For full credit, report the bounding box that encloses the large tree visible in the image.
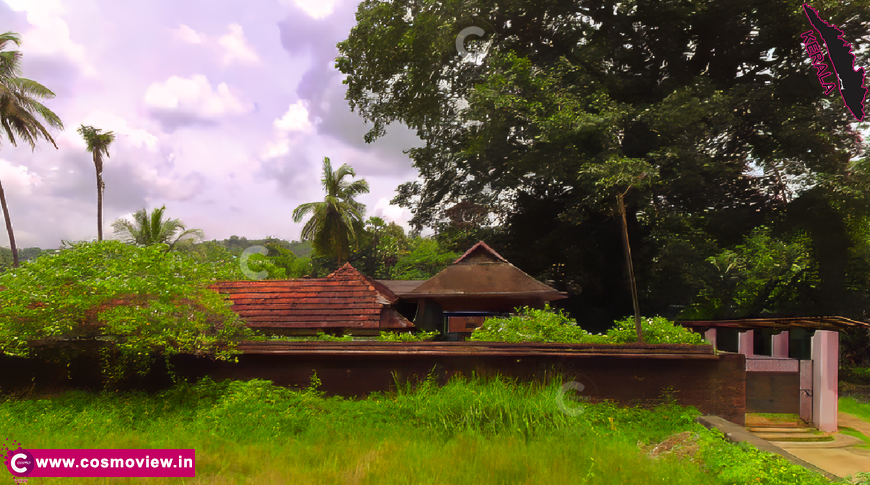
[337,1,870,325]
[0,31,64,268]
[292,157,370,264]
[77,125,115,242]
[111,205,205,251]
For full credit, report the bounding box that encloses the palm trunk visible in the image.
[96,164,103,242]
[0,177,19,267]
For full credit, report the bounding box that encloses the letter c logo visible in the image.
[10,453,28,474]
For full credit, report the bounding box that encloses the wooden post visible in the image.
[617,191,643,343]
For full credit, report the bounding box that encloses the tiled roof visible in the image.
[210,263,413,331]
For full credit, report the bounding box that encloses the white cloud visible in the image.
[57,111,159,151]
[170,23,259,66]
[0,159,42,194]
[172,24,203,44]
[144,74,255,118]
[274,101,312,132]
[3,0,95,76]
[282,0,335,19]
[262,101,311,159]
[373,197,405,223]
[218,23,259,65]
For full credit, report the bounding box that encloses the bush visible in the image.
[469,305,603,343]
[607,316,708,344]
[470,306,707,345]
[0,241,255,383]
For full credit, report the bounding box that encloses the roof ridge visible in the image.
[454,241,508,264]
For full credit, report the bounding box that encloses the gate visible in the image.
[745,357,813,423]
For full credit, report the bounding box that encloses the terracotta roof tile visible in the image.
[210,263,413,331]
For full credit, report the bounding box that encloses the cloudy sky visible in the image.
[0,0,423,249]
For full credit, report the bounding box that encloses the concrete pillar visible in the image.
[771,331,789,358]
[704,328,717,349]
[811,330,839,432]
[738,329,754,357]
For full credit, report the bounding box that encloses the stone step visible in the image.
[753,432,834,442]
[746,426,813,433]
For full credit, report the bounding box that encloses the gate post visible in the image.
[811,330,838,432]
[738,329,754,357]
[799,360,813,424]
[771,331,789,358]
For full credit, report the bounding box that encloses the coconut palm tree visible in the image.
[0,31,64,268]
[77,125,115,242]
[111,205,204,251]
[292,157,370,264]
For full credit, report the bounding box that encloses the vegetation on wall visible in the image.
[470,305,707,345]
[0,241,255,383]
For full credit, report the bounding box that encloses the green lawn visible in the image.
[0,376,834,484]
[841,396,870,423]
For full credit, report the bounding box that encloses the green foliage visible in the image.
[682,227,820,319]
[111,205,204,250]
[257,331,354,343]
[292,157,370,264]
[606,316,707,345]
[390,237,459,280]
[0,376,837,484]
[245,243,312,279]
[471,305,705,345]
[470,305,602,344]
[0,241,255,382]
[378,330,439,342]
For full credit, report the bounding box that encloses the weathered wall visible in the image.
[0,346,746,425]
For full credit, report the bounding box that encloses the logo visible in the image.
[4,440,34,479]
[556,380,591,416]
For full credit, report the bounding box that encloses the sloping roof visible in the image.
[406,241,567,300]
[210,263,413,330]
[678,316,870,332]
[374,280,426,297]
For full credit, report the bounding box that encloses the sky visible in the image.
[0,0,424,249]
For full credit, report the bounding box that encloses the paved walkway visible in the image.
[766,413,870,479]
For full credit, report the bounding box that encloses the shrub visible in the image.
[470,306,707,345]
[469,305,602,343]
[607,316,708,344]
[0,241,255,383]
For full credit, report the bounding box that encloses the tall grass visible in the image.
[0,375,833,484]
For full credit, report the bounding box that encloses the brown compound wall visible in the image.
[170,345,747,425]
[0,343,746,425]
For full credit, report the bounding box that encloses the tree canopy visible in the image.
[292,157,370,264]
[0,241,254,383]
[112,205,204,251]
[338,0,870,328]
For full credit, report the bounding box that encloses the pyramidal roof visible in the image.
[407,241,566,298]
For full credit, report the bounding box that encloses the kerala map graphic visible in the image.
[803,3,867,121]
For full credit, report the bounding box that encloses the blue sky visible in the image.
[0,0,422,249]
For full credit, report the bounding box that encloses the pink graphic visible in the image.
[5,444,195,478]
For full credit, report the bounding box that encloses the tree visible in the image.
[0,240,254,384]
[0,31,64,268]
[292,157,370,264]
[77,125,116,242]
[338,1,870,324]
[111,205,204,251]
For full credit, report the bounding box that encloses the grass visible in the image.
[841,396,870,423]
[0,375,835,484]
